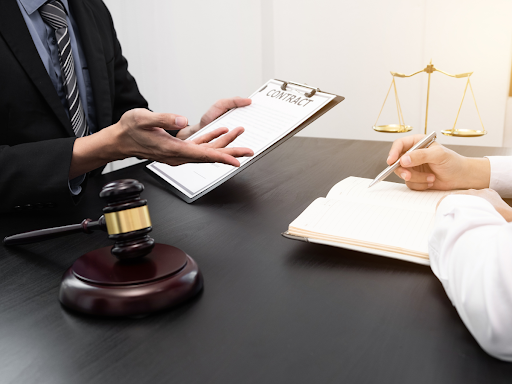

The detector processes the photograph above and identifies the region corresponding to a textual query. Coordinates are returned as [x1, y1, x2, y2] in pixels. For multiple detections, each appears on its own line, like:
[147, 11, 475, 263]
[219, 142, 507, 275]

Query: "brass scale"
[373, 60, 486, 137]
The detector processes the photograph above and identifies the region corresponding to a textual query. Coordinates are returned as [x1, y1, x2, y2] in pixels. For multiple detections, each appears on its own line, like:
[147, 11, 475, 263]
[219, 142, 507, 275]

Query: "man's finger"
[192, 127, 229, 144]
[130, 109, 189, 130]
[214, 97, 252, 111]
[217, 147, 254, 157]
[209, 127, 245, 148]
[166, 143, 242, 167]
[387, 134, 425, 165]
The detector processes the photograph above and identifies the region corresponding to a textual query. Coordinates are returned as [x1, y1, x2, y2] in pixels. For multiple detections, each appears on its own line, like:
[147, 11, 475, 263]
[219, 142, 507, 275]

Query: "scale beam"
[373, 61, 486, 137]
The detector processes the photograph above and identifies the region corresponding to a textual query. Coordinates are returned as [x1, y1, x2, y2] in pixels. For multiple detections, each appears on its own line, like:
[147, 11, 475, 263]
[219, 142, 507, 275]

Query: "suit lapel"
[0, 0, 74, 136]
[69, 0, 112, 130]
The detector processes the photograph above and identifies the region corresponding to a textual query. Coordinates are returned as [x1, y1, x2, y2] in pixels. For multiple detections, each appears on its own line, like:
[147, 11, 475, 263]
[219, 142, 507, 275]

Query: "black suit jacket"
[0, 0, 148, 213]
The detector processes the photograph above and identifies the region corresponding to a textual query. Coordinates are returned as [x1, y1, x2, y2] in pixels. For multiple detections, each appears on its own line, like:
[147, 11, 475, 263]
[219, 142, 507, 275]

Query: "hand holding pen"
[371, 133, 491, 191]
[369, 132, 437, 188]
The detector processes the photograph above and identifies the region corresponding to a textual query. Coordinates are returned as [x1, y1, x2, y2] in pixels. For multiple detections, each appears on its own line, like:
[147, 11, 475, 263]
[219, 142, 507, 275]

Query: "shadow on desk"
[282, 240, 453, 313]
[284, 241, 428, 274]
[143, 171, 260, 207]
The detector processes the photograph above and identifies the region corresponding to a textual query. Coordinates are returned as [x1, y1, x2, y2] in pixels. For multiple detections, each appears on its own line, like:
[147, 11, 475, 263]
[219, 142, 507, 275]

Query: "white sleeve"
[485, 156, 512, 198]
[429, 194, 512, 361]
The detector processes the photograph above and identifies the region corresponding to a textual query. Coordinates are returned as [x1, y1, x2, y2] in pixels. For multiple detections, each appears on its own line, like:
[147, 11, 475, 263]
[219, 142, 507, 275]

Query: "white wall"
[104, 0, 263, 119]
[272, 0, 512, 147]
[103, 0, 512, 166]
[103, 0, 264, 171]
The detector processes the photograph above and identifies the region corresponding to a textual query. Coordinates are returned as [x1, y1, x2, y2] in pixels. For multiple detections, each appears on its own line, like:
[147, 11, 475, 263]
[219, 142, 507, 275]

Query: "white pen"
[368, 131, 437, 188]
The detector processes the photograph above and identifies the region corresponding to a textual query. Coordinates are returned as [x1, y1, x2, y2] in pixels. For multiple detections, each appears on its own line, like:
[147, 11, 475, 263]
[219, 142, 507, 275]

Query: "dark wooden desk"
[1, 138, 511, 384]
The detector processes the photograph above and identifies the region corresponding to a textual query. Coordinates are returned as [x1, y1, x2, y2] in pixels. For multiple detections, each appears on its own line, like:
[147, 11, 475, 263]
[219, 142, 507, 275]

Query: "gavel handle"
[3, 216, 106, 246]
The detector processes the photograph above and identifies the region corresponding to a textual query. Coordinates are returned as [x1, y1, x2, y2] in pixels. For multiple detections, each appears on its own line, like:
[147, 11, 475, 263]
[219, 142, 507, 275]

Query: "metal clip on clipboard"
[280, 81, 320, 98]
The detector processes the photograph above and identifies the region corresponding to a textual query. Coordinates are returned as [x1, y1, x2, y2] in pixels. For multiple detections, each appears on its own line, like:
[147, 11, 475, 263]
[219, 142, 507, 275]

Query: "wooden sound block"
[59, 243, 203, 317]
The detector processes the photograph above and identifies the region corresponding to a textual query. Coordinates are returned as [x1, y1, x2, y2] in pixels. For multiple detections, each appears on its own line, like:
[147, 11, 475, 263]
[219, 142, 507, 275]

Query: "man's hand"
[437, 189, 512, 222]
[176, 97, 252, 140]
[387, 134, 490, 191]
[70, 109, 254, 179]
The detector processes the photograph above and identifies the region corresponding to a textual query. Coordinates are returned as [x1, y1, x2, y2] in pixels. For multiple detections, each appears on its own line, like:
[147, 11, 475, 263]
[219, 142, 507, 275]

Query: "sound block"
[59, 243, 203, 317]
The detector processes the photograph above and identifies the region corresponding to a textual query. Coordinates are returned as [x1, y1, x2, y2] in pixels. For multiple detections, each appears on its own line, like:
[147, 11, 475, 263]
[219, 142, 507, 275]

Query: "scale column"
[424, 61, 434, 135]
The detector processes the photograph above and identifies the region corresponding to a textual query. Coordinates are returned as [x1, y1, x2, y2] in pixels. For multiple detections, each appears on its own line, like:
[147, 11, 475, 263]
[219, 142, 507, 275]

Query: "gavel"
[4, 179, 155, 260]
[3, 179, 203, 317]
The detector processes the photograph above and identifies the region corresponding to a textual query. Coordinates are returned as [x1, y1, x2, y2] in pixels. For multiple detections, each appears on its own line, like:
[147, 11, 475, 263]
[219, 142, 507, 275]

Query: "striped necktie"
[39, 0, 89, 137]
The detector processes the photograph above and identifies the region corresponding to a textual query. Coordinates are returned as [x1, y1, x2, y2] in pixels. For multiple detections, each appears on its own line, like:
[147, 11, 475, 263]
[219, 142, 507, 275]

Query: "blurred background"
[102, 0, 512, 170]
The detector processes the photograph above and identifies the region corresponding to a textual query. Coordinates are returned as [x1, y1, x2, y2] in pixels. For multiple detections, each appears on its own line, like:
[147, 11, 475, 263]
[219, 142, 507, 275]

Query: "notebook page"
[291, 177, 454, 255]
[326, 176, 451, 213]
[289, 197, 435, 255]
[147, 79, 335, 198]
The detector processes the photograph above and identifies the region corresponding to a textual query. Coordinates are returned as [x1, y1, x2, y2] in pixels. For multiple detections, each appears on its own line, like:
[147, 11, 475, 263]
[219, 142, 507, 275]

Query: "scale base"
[59, 243, 203, 317]
[373, 124, 413, 133]
[441, 129, 486, 137]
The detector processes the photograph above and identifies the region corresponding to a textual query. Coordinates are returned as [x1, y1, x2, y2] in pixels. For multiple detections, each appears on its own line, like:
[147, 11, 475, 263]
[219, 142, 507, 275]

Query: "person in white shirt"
[387, 134, 512, 362]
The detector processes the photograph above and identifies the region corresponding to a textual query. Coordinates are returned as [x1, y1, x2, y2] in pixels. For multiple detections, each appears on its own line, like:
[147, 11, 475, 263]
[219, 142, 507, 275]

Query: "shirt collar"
[18, 0, 70, 16]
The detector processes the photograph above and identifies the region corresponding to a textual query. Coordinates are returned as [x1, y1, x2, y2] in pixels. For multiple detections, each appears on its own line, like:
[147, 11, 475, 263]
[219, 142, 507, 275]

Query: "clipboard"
[145, 79, 344, 203]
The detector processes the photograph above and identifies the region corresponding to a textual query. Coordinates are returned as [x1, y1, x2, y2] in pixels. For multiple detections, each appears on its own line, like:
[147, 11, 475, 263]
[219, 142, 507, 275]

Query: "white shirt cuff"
[485, 156, 512, 197]
[68, 174, 86, 196]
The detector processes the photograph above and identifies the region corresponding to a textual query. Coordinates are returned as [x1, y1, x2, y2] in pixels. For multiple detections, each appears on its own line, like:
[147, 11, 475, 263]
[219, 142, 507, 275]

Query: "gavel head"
[100, 179, 154, 261]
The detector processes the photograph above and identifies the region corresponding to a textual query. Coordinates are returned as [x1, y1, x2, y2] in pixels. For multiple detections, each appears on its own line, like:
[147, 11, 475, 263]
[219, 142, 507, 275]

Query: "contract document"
[146, 79, 344, 202]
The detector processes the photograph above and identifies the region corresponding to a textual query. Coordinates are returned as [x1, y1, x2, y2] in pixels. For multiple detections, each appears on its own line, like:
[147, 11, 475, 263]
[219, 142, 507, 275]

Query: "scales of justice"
[373, 60, 487, 137]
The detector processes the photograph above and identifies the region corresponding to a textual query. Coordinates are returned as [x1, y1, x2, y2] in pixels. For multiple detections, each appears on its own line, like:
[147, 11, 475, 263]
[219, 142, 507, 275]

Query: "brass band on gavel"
[103, 205, 152, 235]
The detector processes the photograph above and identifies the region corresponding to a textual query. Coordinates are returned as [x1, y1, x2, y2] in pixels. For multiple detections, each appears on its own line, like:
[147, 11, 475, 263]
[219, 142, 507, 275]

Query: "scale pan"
[373, 124, 413, 133]
[441, 129, 486, 137]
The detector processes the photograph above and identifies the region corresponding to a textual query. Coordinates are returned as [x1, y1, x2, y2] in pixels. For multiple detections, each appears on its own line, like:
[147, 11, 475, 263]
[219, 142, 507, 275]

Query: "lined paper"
[326, 177, 450, 213]
[290, 177, 452, 256]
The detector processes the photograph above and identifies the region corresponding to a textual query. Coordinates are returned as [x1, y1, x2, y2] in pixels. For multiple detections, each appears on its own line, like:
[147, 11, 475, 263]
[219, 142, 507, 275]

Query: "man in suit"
[0, 0, 253, 213]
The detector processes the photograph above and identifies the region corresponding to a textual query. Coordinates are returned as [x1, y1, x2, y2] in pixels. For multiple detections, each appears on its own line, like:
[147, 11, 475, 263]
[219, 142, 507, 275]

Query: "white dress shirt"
[429, 156, 512, 361]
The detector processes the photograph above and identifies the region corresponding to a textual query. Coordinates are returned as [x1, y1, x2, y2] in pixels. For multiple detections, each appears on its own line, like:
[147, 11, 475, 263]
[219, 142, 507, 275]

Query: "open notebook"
[283, 177, 452, 265]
